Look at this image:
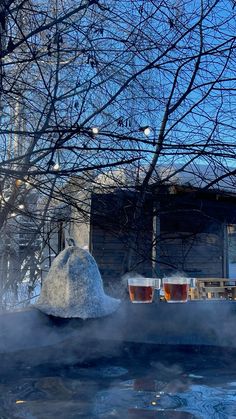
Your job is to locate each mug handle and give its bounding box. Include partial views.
[154,278,161,289]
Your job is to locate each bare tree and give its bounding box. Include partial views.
[0,0,236,304]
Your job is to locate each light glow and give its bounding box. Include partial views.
[15,179,22,187]
[53,163,60,170]
[143,127,151,136]
[92,127,99,134]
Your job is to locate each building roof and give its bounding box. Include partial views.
[95,163,236,196]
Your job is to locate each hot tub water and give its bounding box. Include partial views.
[1,345,236,418]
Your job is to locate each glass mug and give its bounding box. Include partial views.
[128,278,160,303]
[162,277,191,303]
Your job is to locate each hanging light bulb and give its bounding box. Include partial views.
[92,127,99,134]
[18,204,24,210]
[143,126,151,136]
[15,179,22,187]
[53,162,60,170]
[139,126,151,136]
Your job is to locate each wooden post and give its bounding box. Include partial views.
[153,200,161,277]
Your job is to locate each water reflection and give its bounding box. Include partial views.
[1,348,236,418]
[93,380,236,418]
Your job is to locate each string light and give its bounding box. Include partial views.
[53,162,60,170]
[139,126,151,136]
[18,204,24,209]
[92,127,99,134]
[15,179,22,187]
[143,127,151,136]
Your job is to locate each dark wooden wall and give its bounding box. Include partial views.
[158,209,224,277]
[90,192,153,289]
[156,192,236,278]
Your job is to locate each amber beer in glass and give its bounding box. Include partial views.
[128,278,159,303]
[163,277,191,303]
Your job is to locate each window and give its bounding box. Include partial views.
[58,221,65,252]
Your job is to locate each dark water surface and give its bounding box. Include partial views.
[1,344,236,418]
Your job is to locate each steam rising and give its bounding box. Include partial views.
[119,271,145,298]
[0,286,236,374]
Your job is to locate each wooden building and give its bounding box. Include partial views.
[89,184,236,291]
[43,173,236,297]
